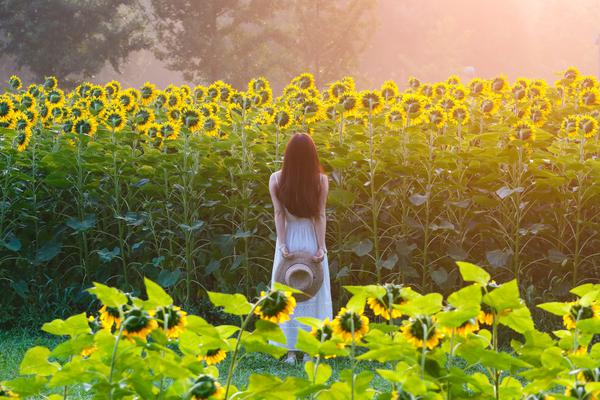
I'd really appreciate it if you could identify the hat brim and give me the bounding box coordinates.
[274,251,324,301]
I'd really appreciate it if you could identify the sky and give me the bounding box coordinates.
[6,0,600,90]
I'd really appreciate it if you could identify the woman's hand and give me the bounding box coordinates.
[312,247,326,262]
[280,244,292,259]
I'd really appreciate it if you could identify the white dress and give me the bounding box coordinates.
[270,205,333,351]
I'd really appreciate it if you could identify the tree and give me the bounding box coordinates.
[283,0,377,86]
[0,0,149,84]
[151,0,289,88]
[151,0,377,89]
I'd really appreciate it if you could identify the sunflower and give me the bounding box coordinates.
[101,104,127,131]
[89,85,105,100]
[438,95,456,112]
[563,66,580,84]
[564,382,599,400]
[381,80,399,103]
[449,104,470,125]
[43,76,58,91]
[511,84,527,101]
[180,106,203,132]
[433,82,448,98]
[8,75,22,91]
[141,122,161,139]
[418,84,434,98]
[563,301,600,330]
[332,307,369,342]
[446,75,461,85]
[579,88,600,108]
[45,89,65,107]
[310,318,346,358]
[452,85,467,101]
[61,119,75,135]
[199,348,228,366]
[490,76,509,94]
[469,78,487,97]
[193,85,206,103]
[104,80,121,97]
[577,367,600,383]
[0,384,18,398]
[477,303,494,326]
[510,121,535,142]
[19,93,36,110]
[218,83,234,103]
[360,90,384,114]
[15,127,32,152]
[527,84,546,100]
[302,98,325,123]
[401,315,443,350]
[80,345,97,358]
[139,82,156,106]
[578,115,600,138]
[480,97,500,116]
[562,115,579,138]
[274,108,292,129]
[408,76,421,90]
[578,75,599,91]
[152,305,188,339]
[366,283,407,320]
[27,84,42,98]
[189,375,225,400]
[206,84,220,101]
[88,97,106,115]
[401,93,427,120]
[328,81,349,99]
[121,308,158,340]
[254,290,296,324]
[384,105,405,129]
[292,73,316,90]
[248,77,270,93]
[11,110,32,131]
[203,115,221,137]
[0,95,15,123]
[256,88,272,106]
[159,121,181,141]
[118,92,136,112]
[180,84,192,98]
[131,108,156,132]
[73,115,98,138]
[99,305,122,330]
[444,318,479,337]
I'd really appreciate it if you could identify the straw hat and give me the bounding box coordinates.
[274,252,323,302]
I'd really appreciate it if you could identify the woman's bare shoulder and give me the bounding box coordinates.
[269,170,282,185]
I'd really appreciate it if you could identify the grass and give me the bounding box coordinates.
[0,328,392,397]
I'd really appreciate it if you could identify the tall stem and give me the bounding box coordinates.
[368,109,381,283]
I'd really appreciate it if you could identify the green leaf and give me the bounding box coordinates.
[305,361,332,384]
[352,239,373,257]
[395,293,443,316]
[88,282,128,308]
[499,306,534,334]
[144,278,173,308]
[456,261,490,285]
[537,302,571,316]
[19,347,60,376]
[207,291,252,315]
[42,313,90,337]
[35,239,61,264]
[66,214,96,233]
[484,279,522,311]
[577,318,600,333]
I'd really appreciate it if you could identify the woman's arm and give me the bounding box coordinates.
[312,174,329,261]
[269,172,290,258]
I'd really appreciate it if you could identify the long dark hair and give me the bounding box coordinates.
[276,133,324,218]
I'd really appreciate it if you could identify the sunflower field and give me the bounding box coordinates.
[1,262,599,399]
[0,69,600,326]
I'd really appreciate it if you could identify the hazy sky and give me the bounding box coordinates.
[6,0,600,90]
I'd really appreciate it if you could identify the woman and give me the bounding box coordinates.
[268,132,333,364]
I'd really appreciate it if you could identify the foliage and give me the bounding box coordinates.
[0,0,148,83]
[2,263,600,399]
[1,69,600,326]
[151,0,376,86]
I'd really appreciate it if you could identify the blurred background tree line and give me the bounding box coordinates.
[0,0,376,90]
[2,0,600,89]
